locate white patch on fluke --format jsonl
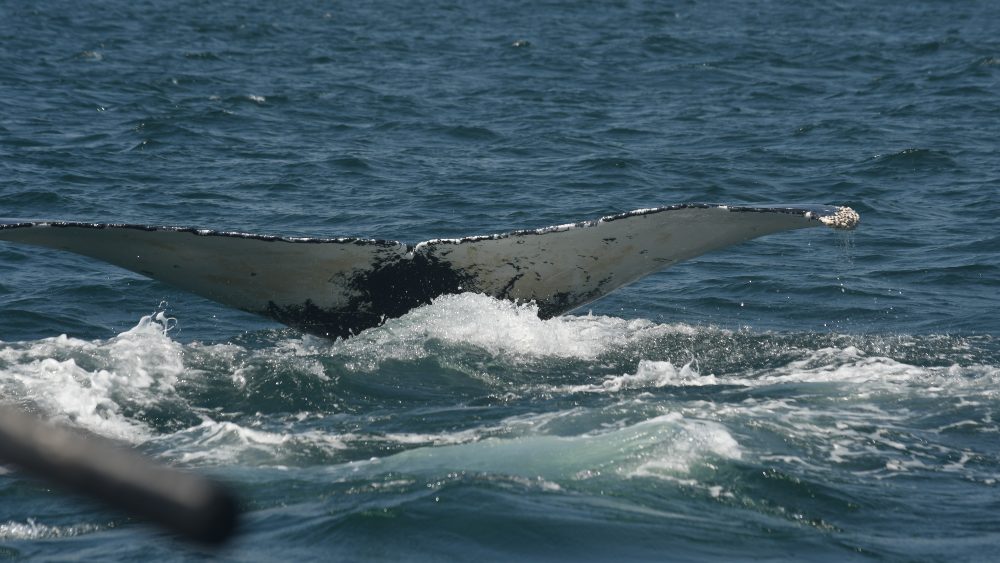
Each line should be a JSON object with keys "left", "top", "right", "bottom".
{"left": 818, "top": 206, "right": 860, "bottom": 229}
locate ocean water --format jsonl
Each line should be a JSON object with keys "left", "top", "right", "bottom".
{"left": 1, "top": 0, "right": 998, "bottom": 560}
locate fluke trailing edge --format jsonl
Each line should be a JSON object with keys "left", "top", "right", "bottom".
{"left": 0, "top": 204, "right": 859, "bottom": 338}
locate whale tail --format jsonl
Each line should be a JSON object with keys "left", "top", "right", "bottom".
{"left": 0, "top": 204, "right": 858, "bottom": 338}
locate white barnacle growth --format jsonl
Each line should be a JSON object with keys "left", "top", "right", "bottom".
{"left": 819, "top": 206, "right": 860, "bottom": 230}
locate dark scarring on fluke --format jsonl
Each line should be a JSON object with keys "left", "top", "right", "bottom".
{"left": 265, "top": 252, "right": 476, "bottom": 338}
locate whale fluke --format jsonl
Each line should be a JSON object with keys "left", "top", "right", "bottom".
{"left": 0, "top": 204, "right": 858, "bottom": 338}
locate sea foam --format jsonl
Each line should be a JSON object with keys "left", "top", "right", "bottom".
{"left": 0, "top": 312, "right": 183, "bottom": 442}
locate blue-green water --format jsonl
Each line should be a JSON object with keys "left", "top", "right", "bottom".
{"left": 1, "top": 0, "right": 998, "bottom": 560}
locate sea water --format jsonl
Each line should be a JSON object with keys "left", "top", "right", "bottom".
{"left": 1, "top": 0, "right": 998, "bottom": 560}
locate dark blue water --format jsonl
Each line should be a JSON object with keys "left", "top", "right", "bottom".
{"left": 1, "top": 0, "right": 998, "bottom": 560}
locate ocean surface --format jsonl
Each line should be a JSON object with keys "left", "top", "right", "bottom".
{"left": 1, "top": 0, "right": 998, "bottom": 560}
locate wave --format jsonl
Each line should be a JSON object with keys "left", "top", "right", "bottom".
{"left": 0, "top": 297, "right": 996, "bottom": 492}
{"left": 339, "top": 411, "right": 742, "bottom": 485}
{"left": 328, "top": 293, "right": 697, "bottom": 368}
{"left": 862, "top": 148, "right": 957, "bottom": 173}
{"left": 0, "top": 313, "right": 184, "bottom": 442}
{"left": 0, "top": 519, "right": 107, "bottom": 541}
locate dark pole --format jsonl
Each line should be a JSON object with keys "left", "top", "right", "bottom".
{"left": 0, "top": 406, "right": 238, "bottom": 545}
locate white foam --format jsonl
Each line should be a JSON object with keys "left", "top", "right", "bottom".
{"left": 332, "top": 293, "right": 698, "bottom": 369}
{"left": 745, "top": 349, "right": 1000, "bottom": 397}
{"left": 154, "top": 414, "right": 510, "bottom": 466}
{"left": 555, "top": 345, "right": 999, "bottom": 397}
{"left": 3, "top": 303, "right": 993, "bottom": 492}
{"left": 627, "top": 416, "right": 742, "bottom": 478}
{"left": 507, "top": 341, "right": 1000, "bottom": 484}
{"left": 0, "top": 312, "right": 185, "bottom": 442}
{"left": 0, "top": 519, "right": 104, "bottom": 540}
{"left": 156, "top": 419, "right": 349, "bottom": 465}
{"left": 664, "top": 356, "right": 1000, "bottom": 482}
{"left": 568, "top": 360, "right": 716, "bottom": 393}
{"left": 340, "top": 411, "right": 741, "bottom": 484}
